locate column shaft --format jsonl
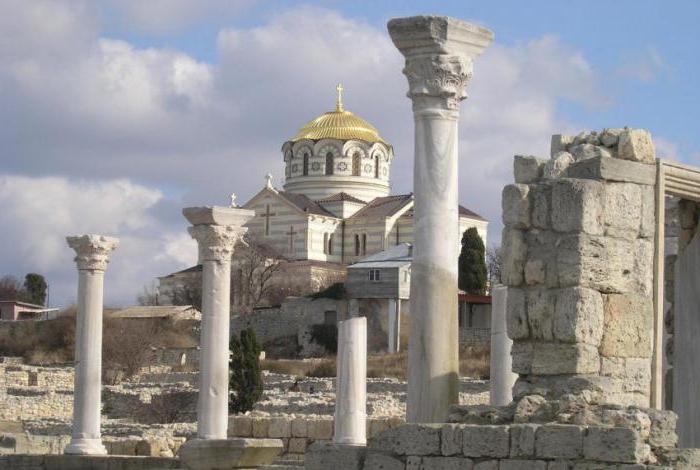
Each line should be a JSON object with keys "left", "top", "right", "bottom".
{"left": 198, "top": 259, "right": 232, "bottom": 439}
{"left": 334, "top": 317, "right": 367, "bottom": 445}
{"left": 489, "top": 286, "right": 516, "bottom": 406}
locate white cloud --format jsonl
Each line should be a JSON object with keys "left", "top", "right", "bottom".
{"left": 616, "top": 47, "right": 669, "bottom": 83}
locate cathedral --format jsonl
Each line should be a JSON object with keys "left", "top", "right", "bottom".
{"left": 159, "top": 85, "right": 487, "bottom": 305}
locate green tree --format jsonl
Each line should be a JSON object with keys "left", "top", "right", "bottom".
{"left": 229, "top": 328, "right": 263, "bottom": 414}
{"left": 23, "top": 273, "right": 47, "bottom": 305}
{"left": 458, "top": 228, "right": 487, "bottom": 295}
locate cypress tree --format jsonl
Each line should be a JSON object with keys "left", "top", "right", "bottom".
{"left": 229, "top": 328, "right": 263, "bottom": 414}
{"left": 458, "top": 228, "right": 487, "bottom": 295}
{"left": 23, "top": 273, "right": 47, "bottom": 305}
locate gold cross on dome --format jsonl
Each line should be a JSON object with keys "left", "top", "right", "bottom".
{"left": 336, "top": 83, "right": 344, "bottom": 112}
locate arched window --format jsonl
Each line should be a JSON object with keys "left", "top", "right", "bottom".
{"left": 325, "top": 152, "right": 334, "bottom": 175}
{"left": 303, "top": 153, "right": 309, "bottom": 176}
{"left": 328, "top": 234, "right": 334, "bottom": 255}
{"left": 362, "top": 233, "right": 367, "bottom": 255}
{"left": 374, "top": 155, "right": 380, "bottom": 178}
{"left": 352, "top": 152, "right": 361, "bottom": 176}
{"left": 354, "top": 234, "right": 360, "bottom": 256}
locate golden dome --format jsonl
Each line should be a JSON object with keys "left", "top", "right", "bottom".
{"left": 289, "top": 84, "right": 387, "bottom": 145}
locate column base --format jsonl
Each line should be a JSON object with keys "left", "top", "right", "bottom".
{"left": 64, "top": 438, "right": 107, "bottom": 455}
{"left": 178, "top": 438, "right": 282, "bottom": 470}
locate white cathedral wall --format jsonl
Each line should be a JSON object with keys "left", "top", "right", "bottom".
{"left": 244, "top": 194, "right": 311, "bottom": 260}
{"left": 306, "top": 216, "right": 342, "bottom": 263}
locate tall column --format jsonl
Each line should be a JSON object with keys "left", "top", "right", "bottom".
{"left": 334, "top": 316, "right": 367, "bottom": 446}
{"left": 64, "top": 234, "right": 118, "bottom": 455}
{"left": 183, "top": 206, "right": 254, "bottom": 440}
{"left": 387, "top": 299, "right": 401, "bottom": 353}
{"left": 388, "top": 16, "right": 493, "bottom": 422}
{"left": 489, "top": 286, "right": 516, "bottom": 406}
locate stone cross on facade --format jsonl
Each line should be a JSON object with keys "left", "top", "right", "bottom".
{"left": 64, "top": 234, "right": 119, "bottom": 455}
{"left": 263, "top": 204, "right": 276, "bottom": 236}
{"left": 388, "top": 16, "right": 493, "bottom": 423}
{"left": 286, "top": 225, "right": 298, "bottom": 253}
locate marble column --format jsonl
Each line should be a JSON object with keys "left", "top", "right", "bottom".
{"left": 183, "top": 206, "right": 254, "bottom": 440}
{"left": 334, "top": 316, "right": 367, "bottom": 445}
{"left": 387, "top": 299, "right": 401, "bottom": 353}
{"left": 64, "top": 234, "right": 118, "bottom": 455}
{"left": 388, "top": 16, "right": 493, "bottom": 423}
{"left": 489, "top": 286, "right": 516, "bottom": 406}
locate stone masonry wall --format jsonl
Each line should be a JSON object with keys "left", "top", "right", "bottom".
{"left": 502, "top": 128, "right": 657, "bottom": 407}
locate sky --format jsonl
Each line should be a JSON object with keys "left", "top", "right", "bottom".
{"left": 1, "top": 0, "right": 698, "bottom": 307}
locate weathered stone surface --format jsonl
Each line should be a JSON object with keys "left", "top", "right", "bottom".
{"left": 530, "top": 184, "right": 551, "bottom": 229}
{"left": 500, "top": 459, "right": 547, "bottom": 470}
{"left": 252, "top": 418, "right": 271, "bottom": 438}
{"left": 511, "top": 341, "right": 533, "bottom": 375}
{"left": 525, "top": 259, "right": 546, "bottom": 285}
{"left": 646, "top": 409, "right": 678, "bottom": 449}
{"left": 603, "top": 182, "right": 642, "bottom": 239}
{"left": 178, "top": 438, "right": 282, "bottom": 470}
{"left": 566, "top": 156, "right": 656, "bottom": 186}
{"left": 583, "top": 427, "right": 649, "bottom": 463}
{"left": 503, "top": 184, "right": 531, "bottom": 229}
{"left": 535, "top": 425, "right": 583, "bottom": 459}
{"left": 461, "top": 425, "right": 509, "bottom": 458}
{"left": 513, "top": 395, "right": 553, "bottom": 423}
{"left": 551, "top": 179, "right": 604, "bottom": 235}
{"left": 420, "top": 456, "right": 474, "bottom": 470}
{"left": 0, "top": 455, "right": 181, "bottom": 469}
{"left": 288, "top": 437, "right": 307, "bottom": 454}
{"left": 506, "top": 288, "right": 529, "bottom": 340}
{"left": 553, "top": 287, "right": 604, "bottom": 346}
{"left": 502, "top": 228, "right": 527, "bottom": 287}
{"left": 307, "top": 419, "right": 334, "bottom": 440}
{"left": 514, "top": 155, "right": 545, "bottom": 184}
{"left": 510, "top": 424, "right": 537, "bottom": 457}
{"left": 363, "top": 451, "right": 404, "bottom": 470}
{"left": 600, "top": 128, "right": 623, "bottom": 147}
{"left": 527, "top": 288, "right": 554, "bottom": 340}
{"left": 268, "top": 417, "right": 292, "bottom": 438}
{"left": 229, "top": 416, "right": 252, "bottom": 438}
{"left": 618, "top": 129, "right": 655, "bottom": 163}
{"left": 639, "top": 186, "right": 655, "bottom": 239}
{"left": 551, "top": 135, "right": 574, "bottom": 157}
{"left": 442, "top": 424, "right": 462, "bottom": 456}
{"left": 544, "top": 152, "right": 575, "bottom": 179}
{"left": 473, "top": 460, "right": 498, "bottom": 470}
{"left": 570, "top": 143, "right": 612, "bottom": 161}
{"left": 306, "top": 442, "right": 366, "bottom": 470}
{"left": 291, "top": 418, "right": 308, "bottom": 438}
{"left": 369, "top": 424, "right": 440, "bottom": 456}
{"left": 600, "top": 294, "right": 652, "bottom": 358}
{"left": 531, "top": 343, "right": 599, "bottom": 375}
{"left": 600, "top": 357, "right": 651, "bottom": 396}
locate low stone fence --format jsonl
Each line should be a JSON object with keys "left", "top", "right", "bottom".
{"left": 228, "top": 415, "right": 405, "bottom": 460}
{"left": 459, "top": 327, "right": 490, "bottom": 345}
{"left": 0, "top": 388, "right": 72, "bottom": 421}
{"left": 0, "top": 363, "right": 73, "bottom": 389}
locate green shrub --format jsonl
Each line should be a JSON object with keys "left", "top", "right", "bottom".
{"left": 229, "top": 328, "right": 263, "bottom": 414}
{"left": 309, "top": 324, "right": 337, "bottom": 354}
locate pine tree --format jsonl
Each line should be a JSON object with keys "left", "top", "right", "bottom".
{"left": 23, "top": 273, "right": 47, "bottom": 305}
{"left": 458, "top": 228, "right": 487, "bottom": 295}
{"left": 229, "top": 328, "right": 263, "bottom": 414}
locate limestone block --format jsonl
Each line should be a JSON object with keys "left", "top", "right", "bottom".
{"left": 369, "top": 419, "right": 389, "bottom": 439}
{"left": 461, "top": 425, "right": 509, "bottom": 458}
{"left": 503, "top": 184, "right": 531, "bottom": 229}
{"left": 569, "top": 143, "right": 612, "bottom": 161}
{"left": 600, "top": 357, "right": 651, "bottom": 396}
{"left": 646, "top": 408, "right": 678, "bottom": 449}
{"left": 525, "top": 259, "right": 546, "bottom": 285}
{"left": 639, "top": 186, "right": 655, "bottom": 239}
{"left": 308, "top": 419, "right": 334, "bottom": 440}
{"left": 178, "top": 438, "right": 283, "bottom": 470}
{"left": 618, "top": 129, "right": 656, "bottom": 163}
{"left": 514, "top": 155, "right": 545, "bottom": 184}
{"left": 510, "top": 424, "right": 538, "bottom": 458}
{"left": 502, "top": 228, "right": 526, "bottom": 287}
{"left": 583, "top": 427, "right": 650, "bottom": 463}
{"left": 556, "top": 235, "right": 652, "bottom": 295}
{"left": 603, "top": 182, "right": 642, "bottom": 239}
{"left": 551, "top": 135, "right": 574, "bottom": 158}
{"left": 527, "top": 288, "right": 554, "bottom": 340}
{"left": 421, "top": 456, "right": 474, "bottom": 470}
{"left": 511, "top": 341, "right": 533, "bottom": 375}
{"left": 369, "top": 423, "right": 441, "bottom": 456}
{"left": 551, "top": 179, "right": 604, "bottom": 235}
{"left": 288, "top": 437, "right": 307, "bottom": 454}
{"left": 546, "top": 462, "right": 570, "bottom": 470}
{"left": 441, "top": 424, "right": 463, "bottom": 456}
{"left": 566, "top": 156, "right": 656, "bottom": 186}
{"left": 229, "top": 416, "right": 252, "bottom": 438}
{"left": 530, "top": 184, "right": 551, "bottom": 229}
{"left": 535, "top": 425, "right": 583, "bottom": 459}
{"left": 531, "top": 343, "right": 599, "bottom": 375}
{"left": 268, "top": 418, "right": 292, "bottom": 438}
{"left": 552, "top": 287, "right": 604, "bottom": 346}
{"left": 544, "top": 152, "right": 574, "bottom": 179}
{"left": 500, "top": 459, "right": 547, "bottom": 470}
{"left": 406, "top": 456, "right": 421, "bottom": 470}
{"left": 291, "top": 418, "right": 308, "bottom": 438}
{"left": 363, "top": 451, "right": 404, "bottom": 470}
{"left": 306, "top": 442, "right": 366, "bottom": 470}
{"left": 506, "top": 288, "right": 529, "bottom": 340}
{"left": 252, "top": 418, "right": 271, "bottom": 438}
{"left": 473, "top": 459, "right": 498, "bottom": 470}
{"left": 600, "top": 128, "right": 623, "bottom": 147}
{"left": 600, "top": 294, "right": 653, "bottom": 358}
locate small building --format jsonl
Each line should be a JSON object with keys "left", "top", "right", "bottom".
{"left": 0, "top": 300, "right": 59, "bottom": 321}
{"left": 106, "top": 305, "right": 201, "bottom": 321}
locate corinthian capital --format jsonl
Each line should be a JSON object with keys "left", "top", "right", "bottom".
{"left": 188, "top": 224, "right": 246, "bottom": 262}
{"left": 388, "top": 15, "right": 493, "bottom": 110}
{"left": 67, "top": 234, "right": 119, "bottom": 271}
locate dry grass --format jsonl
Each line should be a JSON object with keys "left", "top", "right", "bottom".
{"left": 260, "top": 344, "right": 490, "bottom": 380}
{"left": 0, "top": 309, "right": 75, "bottom": 364}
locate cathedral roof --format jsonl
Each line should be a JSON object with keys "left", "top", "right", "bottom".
{"left": 316, "top": 192, "right": 367, "bottom": 204}
{"left": 288, "top": 84, "right": 388, "bottom": 145}
{"left": 349, "top": 194, "right": 414, "bottom": 219}
{"left": 278, "top": 191, "right": 337, "bottom": 218}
